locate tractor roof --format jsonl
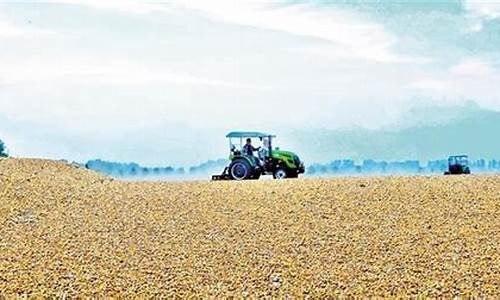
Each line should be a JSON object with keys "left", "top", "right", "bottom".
{"left": 226, "top": 131, "right": 275, "bottom": 138}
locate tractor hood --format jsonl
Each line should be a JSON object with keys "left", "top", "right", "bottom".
{"left": 272, "top": 149, "right": 298, "bottom": 158}
{"left": 271, "top": 149, "right": 304, "bottom": 170}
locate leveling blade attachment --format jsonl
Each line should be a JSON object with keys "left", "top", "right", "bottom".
{"left": 212, "top": 167, "right": 231, "bottom": 181}
{"left": 211, "top": 174, "right": 231, "bottom": 181}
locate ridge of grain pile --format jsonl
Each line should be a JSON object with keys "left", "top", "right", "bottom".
{"left": 1, "top": 158, "right": 499, "bottom": 297}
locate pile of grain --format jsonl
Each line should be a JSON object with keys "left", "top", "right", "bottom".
{"left": 0, "top": 158, "right": 499, "bottom": 297}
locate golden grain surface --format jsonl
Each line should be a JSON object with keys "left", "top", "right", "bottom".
{"left": 0, "top": 158, "right": 499, "bottom": 297}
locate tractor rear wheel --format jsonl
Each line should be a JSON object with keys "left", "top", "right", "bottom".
{"left": 229, "top": 159, "right": 251, "bottom": 180}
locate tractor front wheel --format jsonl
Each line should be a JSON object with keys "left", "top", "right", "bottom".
{"left": 273, "top": 168, "right": 288, "bottom": 179}
{"left": 229, "top": 159, "right": 251, "bottom": 180}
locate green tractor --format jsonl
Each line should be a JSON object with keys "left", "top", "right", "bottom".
{"left": 444, "top": 155, "right": 471, "bottom": 175}
{"left": 212, "top": 131, "right": 305, "bottom": 180}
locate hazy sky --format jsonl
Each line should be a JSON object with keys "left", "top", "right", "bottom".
{"left": 1, "top": 1, "right": 500, "bottom": 165}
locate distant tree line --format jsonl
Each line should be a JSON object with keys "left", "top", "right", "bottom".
{"left": 307, "top": 158, "right": 500, "bottom": 175}
{"left": 86, "top": 158, "right": 229, "bottom": 178}
{"left": 85, "top": 157, "right": 500, "bottom": 178}
{"left": 85, "top": 159, "right": 185, "bottom": 178}
{"left": 0, "top": 139, "right": 8, "bottom": 157}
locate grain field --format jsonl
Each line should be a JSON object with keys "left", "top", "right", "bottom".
{"left": 0, "top": 158, "right": 499, "bottom": 297}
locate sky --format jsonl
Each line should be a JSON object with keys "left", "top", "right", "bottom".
{"left": 1, "top": 0, "right": 500, "bottom": 166}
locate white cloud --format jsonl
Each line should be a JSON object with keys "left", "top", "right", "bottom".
{"left": 300, "top": 44, "right": 431, "bottom": 64}
{"left": 48, "top": 0, "right": 172, "bottom": 15}
{"left": 409, "top": 58, "right": 500, "bottom": 110}
{"left": 410, "top": 79, "right": 451, "bottom": 91}
{"left": 172, "top": 1, "right": 420, "bottom": 63}
{"left": 0, "top": 57, "right": 266, "bottom": 90}
{"left": 468, "top": 22, "right": 483, "bottom": 32}
{"left": 62, "top": 0, "right": 425, "bottom": 64}
{"left": 450, "top": 58, "right": 495, "bottom": 76}
{"left": 464, "top": 1, "right": 500, "bottom": 33}
{"left": 0, "top": 21, "right": 56, "bottom": 38}
{"left": 0, "top": 22, "right": 25, "bottom": 37}
{"left": 465, "top": 0, "right": 500, "bottom": 20}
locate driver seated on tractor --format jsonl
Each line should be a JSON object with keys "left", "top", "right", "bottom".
{"left": 243, "top": 138, "right": 260, "bottom": 157}
{"left": 243, "top": 138, "right": 263, "bottom": 166}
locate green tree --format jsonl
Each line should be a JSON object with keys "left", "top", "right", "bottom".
{"left": 0, "top": 139, "right": 7, "bottom": 157}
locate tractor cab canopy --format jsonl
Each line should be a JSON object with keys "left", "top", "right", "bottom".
{"left": 226, "top": 131, "right": 276, "bottom": 155}
{"left": 448, "top": 155, "right": 469, "bottom": 166}
{"left": 226, "top": 131, "right": 276, "bottom": 138}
